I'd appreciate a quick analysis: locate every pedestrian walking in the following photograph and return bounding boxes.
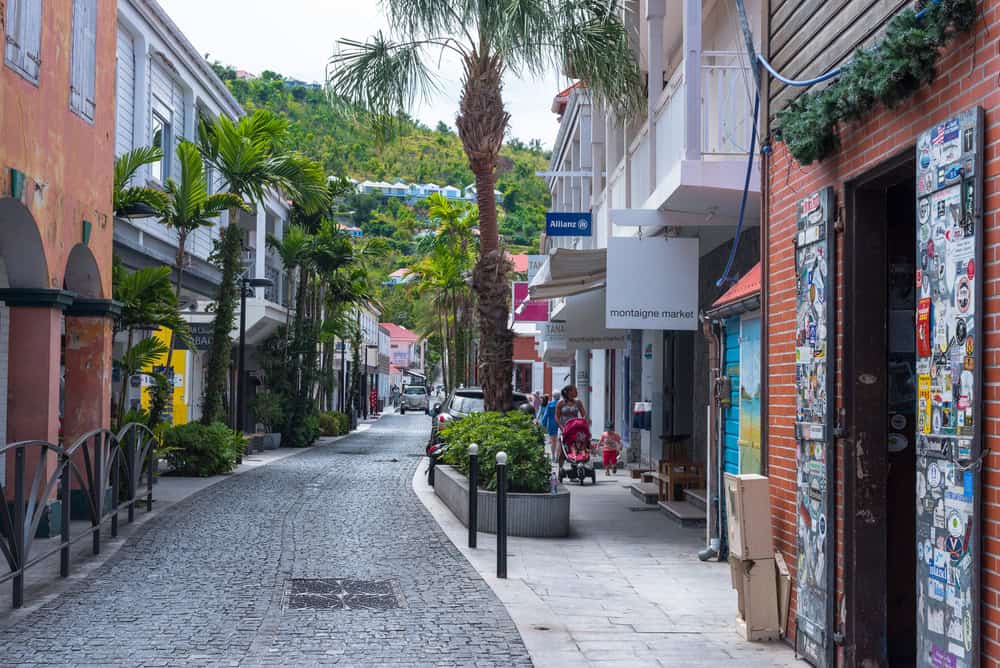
[537,394,559,463]
[598,423,622,475]
[555,385,587,466]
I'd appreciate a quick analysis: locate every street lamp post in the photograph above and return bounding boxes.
[237,275,274,433]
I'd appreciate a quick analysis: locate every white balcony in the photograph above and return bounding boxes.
[609,50,760,229]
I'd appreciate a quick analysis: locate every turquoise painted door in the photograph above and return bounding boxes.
[722,317,740,475]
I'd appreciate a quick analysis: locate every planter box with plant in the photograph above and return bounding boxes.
[319,411,350,437]
[251,390,284,450]
[433,412,569,537]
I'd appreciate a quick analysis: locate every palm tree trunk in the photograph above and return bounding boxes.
[163,232,188,417]
[202,210,243,424]
[116,328,135,430]
[457,51,513,411]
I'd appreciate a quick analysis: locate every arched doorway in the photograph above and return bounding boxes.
[0,197,57,533]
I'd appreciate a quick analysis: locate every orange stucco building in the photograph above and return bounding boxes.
[0,0,117,532]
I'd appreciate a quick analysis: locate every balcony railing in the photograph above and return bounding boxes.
[618,51,756,206]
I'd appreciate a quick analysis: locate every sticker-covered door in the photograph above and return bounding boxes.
[914,107,983,668]
[794,187,835,668]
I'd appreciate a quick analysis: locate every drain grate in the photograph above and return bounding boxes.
[283,578,402,611]
[628,506,660,512]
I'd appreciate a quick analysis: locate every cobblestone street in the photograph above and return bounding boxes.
[0,415,531,667]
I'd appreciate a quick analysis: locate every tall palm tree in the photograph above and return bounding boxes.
[327,0,643,410]
[196,110,327,425]
[160,141,244,370]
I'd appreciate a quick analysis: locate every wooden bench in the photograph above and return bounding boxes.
[656,460,705,502]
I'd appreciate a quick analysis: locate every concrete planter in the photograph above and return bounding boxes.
[433,464,570,538]
[262,433,282,450]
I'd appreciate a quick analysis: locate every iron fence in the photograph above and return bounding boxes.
[0,422,156,608]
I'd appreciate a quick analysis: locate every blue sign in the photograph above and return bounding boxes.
[546,211,592,237]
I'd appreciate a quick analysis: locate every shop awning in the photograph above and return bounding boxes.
[537,289,627,351]
[528,248,606,300]
[704,262,761,319]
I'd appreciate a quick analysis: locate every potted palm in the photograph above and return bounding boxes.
[251,390,284,450]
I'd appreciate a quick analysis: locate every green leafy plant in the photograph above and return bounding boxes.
[250,390,285,433]
[775,1,976,164]
[161,422,244,476]
[318,411,350,436]
[439,411,549,493]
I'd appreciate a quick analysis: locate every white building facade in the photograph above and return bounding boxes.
[114,0,293,426]
[533,0,763,527]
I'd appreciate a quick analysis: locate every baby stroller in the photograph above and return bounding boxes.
[559,417,597,485]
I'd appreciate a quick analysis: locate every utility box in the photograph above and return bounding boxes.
[724,473,773,560]
[731,556,781,642]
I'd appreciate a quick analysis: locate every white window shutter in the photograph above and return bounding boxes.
[69,0,84,112]
[82,0,96,119]
[5,0,23,69]
[70,0,96,120]
[21,0,41,80]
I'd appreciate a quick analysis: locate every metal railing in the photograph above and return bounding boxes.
[0,422,156,608]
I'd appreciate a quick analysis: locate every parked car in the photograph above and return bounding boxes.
[429,387,531,443]
[400,385,429,414]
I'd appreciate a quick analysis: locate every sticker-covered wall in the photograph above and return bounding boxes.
[763,4,1000,666]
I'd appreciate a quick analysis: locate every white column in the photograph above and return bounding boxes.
[574,350,590,419]
[132,35,150,175]
[647,0,666,190]
[682,0,702,161]
[641,330,663,469]
[254,201,267,299]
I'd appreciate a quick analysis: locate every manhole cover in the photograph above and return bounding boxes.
[284,578,402,611]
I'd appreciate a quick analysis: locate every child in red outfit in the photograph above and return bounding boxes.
[599,424,622,475]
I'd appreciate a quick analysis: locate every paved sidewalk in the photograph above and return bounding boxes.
[0,415,529,666]
[414,462,802,668]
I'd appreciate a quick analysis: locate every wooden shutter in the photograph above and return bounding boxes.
[5,0,42,82]
[4,0,22,70]
[20,0,41,80]
[70,0,96,121]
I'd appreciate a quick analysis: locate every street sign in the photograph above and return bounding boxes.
[176,322,213,351]
[545,211,592,237]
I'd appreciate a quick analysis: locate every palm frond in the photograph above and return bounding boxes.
[556,0,644,119]
[120,336,169,377]
[114,145,163,194]
[326,32,440,133]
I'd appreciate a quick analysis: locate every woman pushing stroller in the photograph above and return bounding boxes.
[555,385,597,484]
[555,385,587,460]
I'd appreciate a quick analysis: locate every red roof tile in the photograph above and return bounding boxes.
[712,262,761,307]
[507,253,530,273]
[380,323,419,341]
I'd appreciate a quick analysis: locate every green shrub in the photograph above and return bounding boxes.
[162,422,243,476]
[318,411,350,437]
[284,411,321,448]
[250,390,285,432]
[439,411,549,493]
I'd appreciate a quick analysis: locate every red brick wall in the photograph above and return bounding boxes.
[765,5,1000,662]
[513,335,541,362]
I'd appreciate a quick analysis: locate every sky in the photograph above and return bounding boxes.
[158,0,567,147]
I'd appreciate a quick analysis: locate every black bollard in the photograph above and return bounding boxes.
[496,451,508,579]
[428,453,436,486]
[468,443,479,548]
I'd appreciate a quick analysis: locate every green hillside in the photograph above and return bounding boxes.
[211,65,551,250]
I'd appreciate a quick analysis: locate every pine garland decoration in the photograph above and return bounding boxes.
[774,0,977,165]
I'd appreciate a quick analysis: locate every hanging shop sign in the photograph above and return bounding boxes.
[545,211,592,237]
[605,236,698,330]
[512,282,548,322]
[914,107,983,668]
[527,255,546,284]
[793,186,836,668]
[540,290,626,351]
[175,322,213,351]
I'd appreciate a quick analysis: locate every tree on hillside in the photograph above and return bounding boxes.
[326,1,643,410]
